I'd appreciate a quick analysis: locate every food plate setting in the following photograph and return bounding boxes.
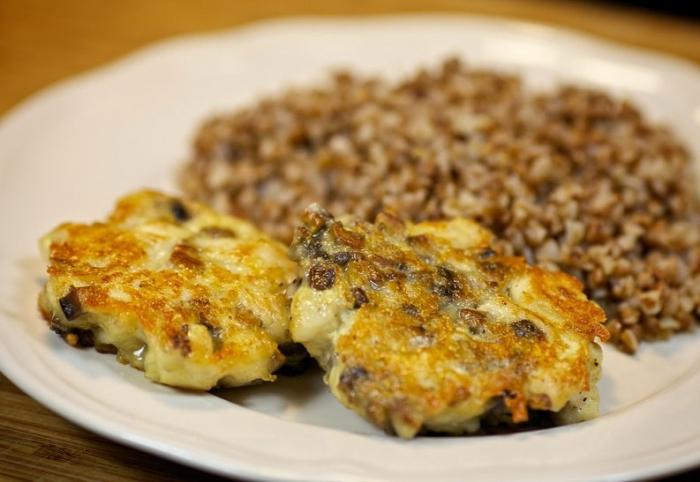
[1,14,700,482]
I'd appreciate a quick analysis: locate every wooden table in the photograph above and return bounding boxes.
[1,1,699,480]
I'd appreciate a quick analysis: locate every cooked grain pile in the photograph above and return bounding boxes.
[181,58,700,353]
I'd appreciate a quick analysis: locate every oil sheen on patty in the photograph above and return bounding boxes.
[38,190,296,390]
[290,205,609,438]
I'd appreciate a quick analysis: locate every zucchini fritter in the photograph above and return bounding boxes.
[290,206,609,438]
[38,190,296,390]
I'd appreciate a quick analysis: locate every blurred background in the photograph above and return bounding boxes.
[1,0,699,114]
[609,0,699,17]
[1,1,699,481]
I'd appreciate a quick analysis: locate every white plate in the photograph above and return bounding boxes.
[1,14,700,482]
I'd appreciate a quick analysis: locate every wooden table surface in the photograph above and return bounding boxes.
[1,1,699,480]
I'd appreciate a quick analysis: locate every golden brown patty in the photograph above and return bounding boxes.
[38,190,297,390]
[290,205,608,438]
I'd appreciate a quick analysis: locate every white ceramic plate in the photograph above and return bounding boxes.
[1,14,700,482]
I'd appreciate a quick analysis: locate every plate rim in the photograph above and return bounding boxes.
[1,13,700,482]
[2,12,700,126]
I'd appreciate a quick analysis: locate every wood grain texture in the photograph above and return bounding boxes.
[1,0,700,115]
[0,374,228,482]
[0,1,699,480]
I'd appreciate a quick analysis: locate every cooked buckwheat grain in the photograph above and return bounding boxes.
[181,58,700,353]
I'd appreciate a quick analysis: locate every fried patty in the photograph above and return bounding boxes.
[290,205,608,438]
[38,190,297,390]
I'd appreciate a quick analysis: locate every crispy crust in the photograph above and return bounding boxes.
[290,206,608,437]
[39,190,297,390]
